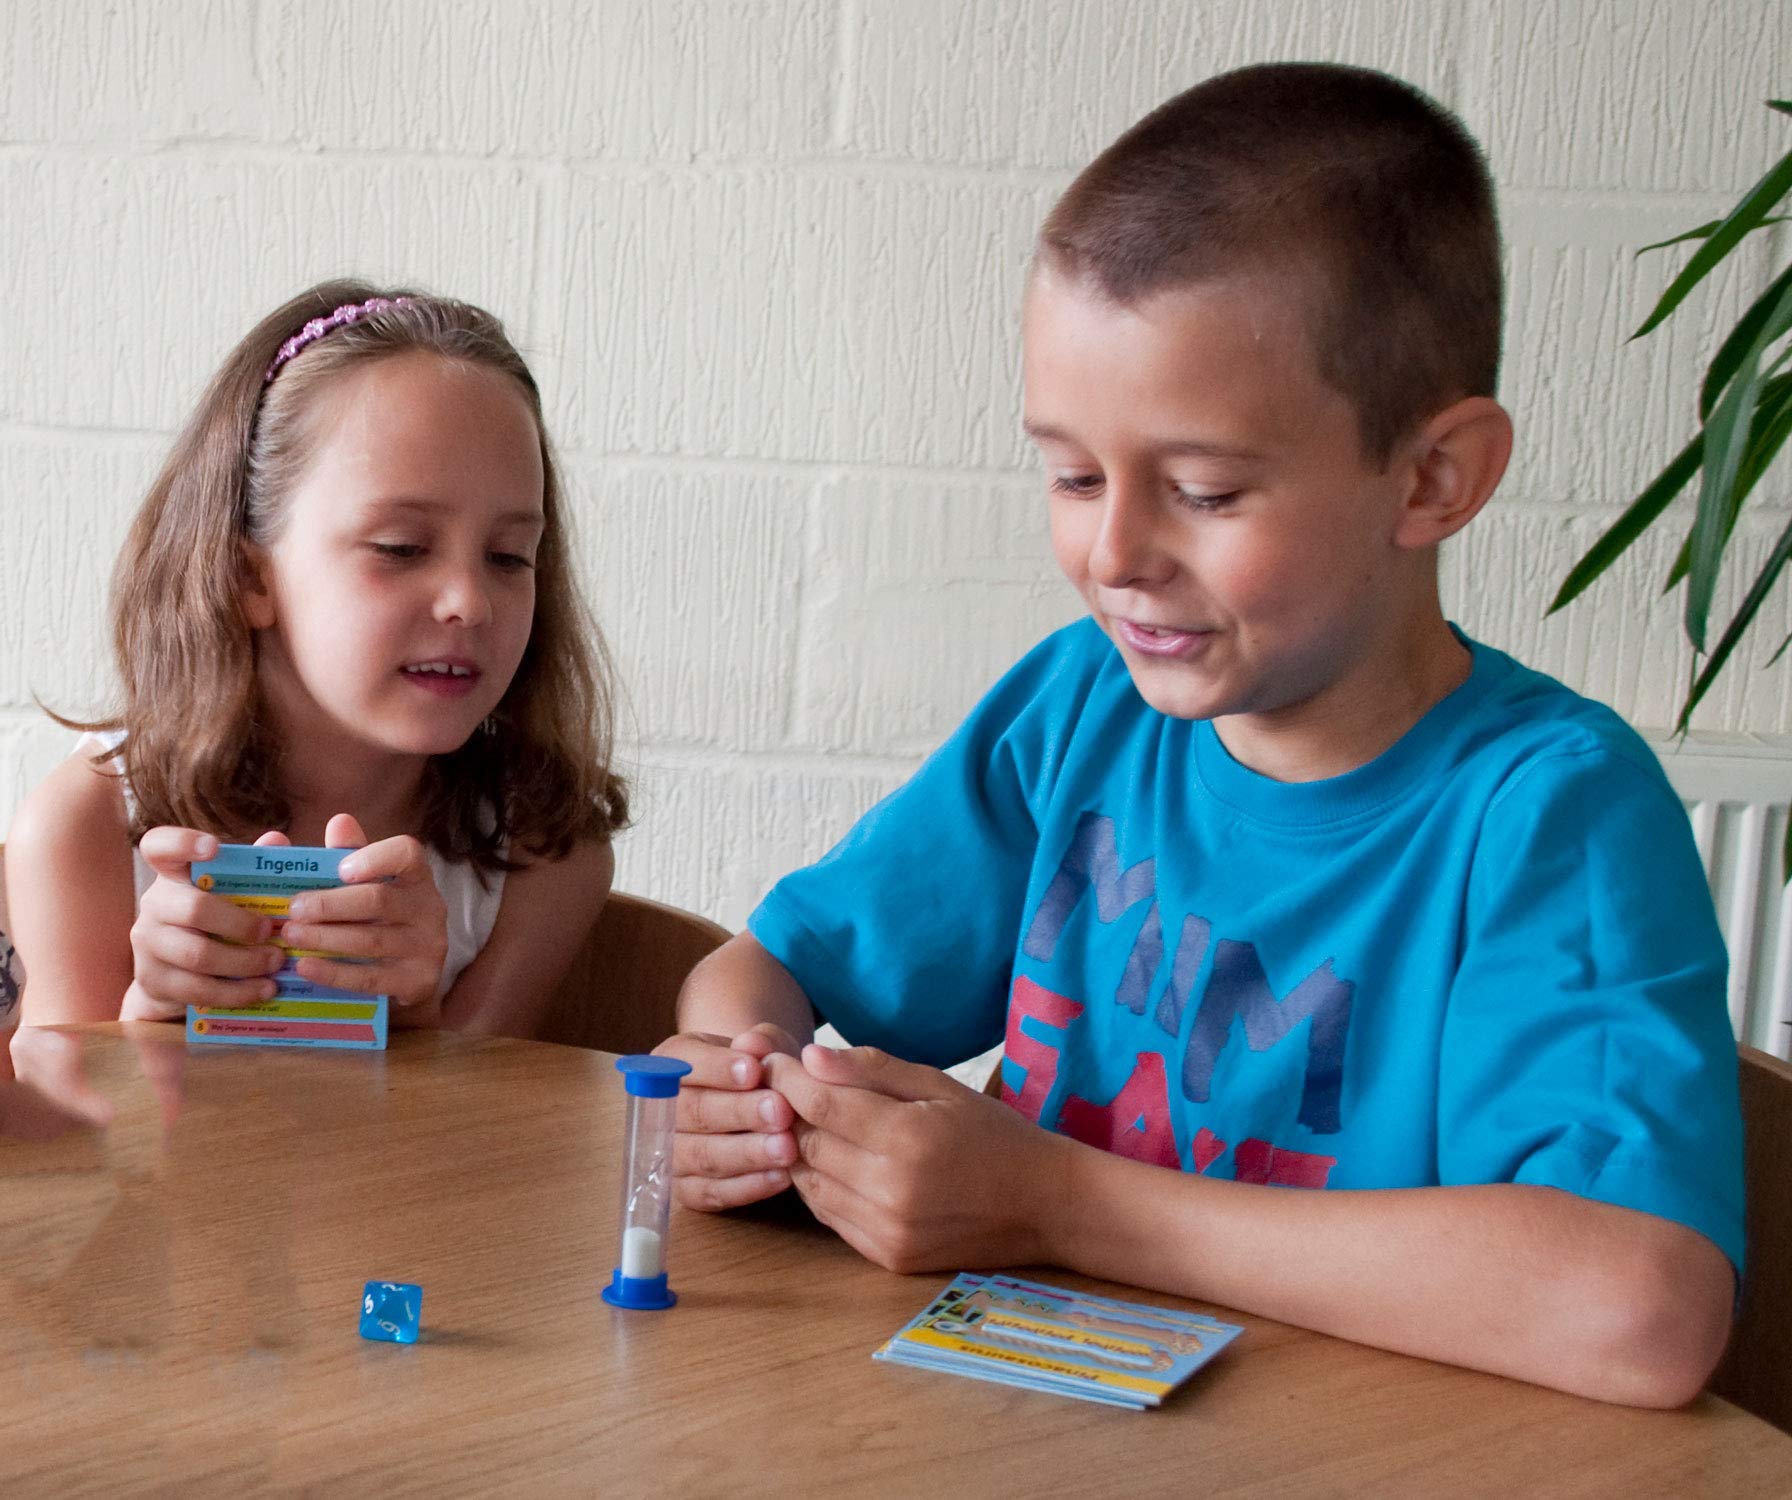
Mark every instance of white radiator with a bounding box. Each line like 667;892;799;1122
1654;735;1792;1061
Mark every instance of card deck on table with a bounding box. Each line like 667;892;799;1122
875;1272;1242;1409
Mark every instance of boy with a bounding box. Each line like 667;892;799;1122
658;63;1742;1407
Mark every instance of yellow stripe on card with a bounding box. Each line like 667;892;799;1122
192;1000;380;1022
900;1327;1170;1395
218;894;293;916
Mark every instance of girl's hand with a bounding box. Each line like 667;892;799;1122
279;814;449;1025
125;826;286;1022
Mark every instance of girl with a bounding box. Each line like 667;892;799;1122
6;280;628;1041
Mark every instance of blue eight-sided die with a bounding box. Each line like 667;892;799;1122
359;1280;422;1344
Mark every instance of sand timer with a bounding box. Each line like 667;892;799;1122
601;1055;692;1310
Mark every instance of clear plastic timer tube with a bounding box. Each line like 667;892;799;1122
603;1055;690;1310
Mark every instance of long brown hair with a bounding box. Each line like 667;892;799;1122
70;279;628;868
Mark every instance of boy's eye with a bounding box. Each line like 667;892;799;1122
1174;487;1239;512
1049;473;1103;497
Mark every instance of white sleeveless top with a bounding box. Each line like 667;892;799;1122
82;732;505;998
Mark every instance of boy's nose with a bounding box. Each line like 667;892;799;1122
1086;483;1174;590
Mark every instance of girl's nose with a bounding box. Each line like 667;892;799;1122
1086;479;1175;590
434;566;494;628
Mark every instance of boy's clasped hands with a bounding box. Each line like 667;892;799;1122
125;813;450;1026
663;1026;1066;1274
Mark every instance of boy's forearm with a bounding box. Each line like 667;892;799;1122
676;933;816;1046
1039;1144;1733;1409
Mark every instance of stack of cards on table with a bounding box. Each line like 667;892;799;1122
186;844;388;1050
875;1272;1242;1409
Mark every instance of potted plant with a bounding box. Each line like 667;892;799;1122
1550;98;1792;865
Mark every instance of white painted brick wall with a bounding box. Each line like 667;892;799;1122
2;1;1788;933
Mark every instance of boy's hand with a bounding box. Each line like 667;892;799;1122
765;1044;1067;1274
654;1023;802;1211
125;826;286;1021
278;814;449;1024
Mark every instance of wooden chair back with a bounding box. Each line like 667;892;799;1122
534;891;730;1056
1710;1045;1792;1433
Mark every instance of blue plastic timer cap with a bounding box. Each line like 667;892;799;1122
614;1054;691;1099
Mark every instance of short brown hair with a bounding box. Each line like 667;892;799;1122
1038;63;1502;464
70;279;628;869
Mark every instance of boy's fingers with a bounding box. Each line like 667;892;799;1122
791;1119;879;1189
653;1033;766;1090
763;1053;887;1144
137;826;220;880
679;1085;793;1135
800;1043;954;1104
675;1167;791;1213
674;1126;797;1179
731;1023;803;1059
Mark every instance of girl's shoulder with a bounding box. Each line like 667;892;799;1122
6;745;132;871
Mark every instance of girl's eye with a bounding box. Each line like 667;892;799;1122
489;552;535;572
370;541;424;560
1049;473;1103;497
1174;488;1239;513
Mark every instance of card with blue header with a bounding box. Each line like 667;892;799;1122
186;844;389;1050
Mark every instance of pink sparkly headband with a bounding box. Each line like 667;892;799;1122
262;296;414;386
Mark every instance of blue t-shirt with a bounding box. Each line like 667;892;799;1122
749;619;1744;1269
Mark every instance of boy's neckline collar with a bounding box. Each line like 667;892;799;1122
1189;625;1506;826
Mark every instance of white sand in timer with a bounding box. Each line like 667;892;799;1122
622;1225;664;1279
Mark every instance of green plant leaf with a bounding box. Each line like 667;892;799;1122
1684;278;1792;648
1547;431;1704;613
1664;372;1792;587
1767;628;1792;667
1640;215;1790;254
1701;261;1792;417
1676;509;1792;732
1771;100;1792;117
1632;146;1792;339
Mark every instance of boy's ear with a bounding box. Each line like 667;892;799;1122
1393;396;1513;550
239;542;276;629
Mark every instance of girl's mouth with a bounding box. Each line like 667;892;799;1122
400;659;482;697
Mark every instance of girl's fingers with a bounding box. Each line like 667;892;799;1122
252;830;292;847
324;812;368;850
142;882;272;946
280;921;409;961
290;955;403;998
138;960;278;1010
337;834;428;884
137;826;220;882
285;884;393;924
143;924;284;979
679;1084;793;1135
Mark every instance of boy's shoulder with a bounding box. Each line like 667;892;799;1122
1454;637;1675;802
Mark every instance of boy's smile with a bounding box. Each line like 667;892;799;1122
1023;266;1479;781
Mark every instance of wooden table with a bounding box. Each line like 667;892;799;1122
1;1027;1788;1497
